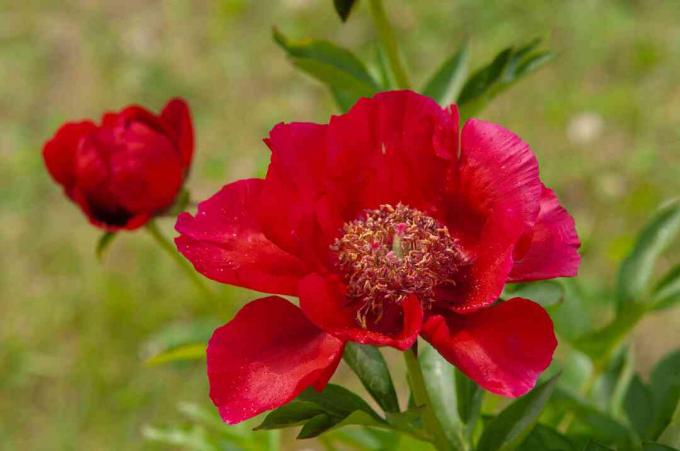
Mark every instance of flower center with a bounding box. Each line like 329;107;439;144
331;203;469;328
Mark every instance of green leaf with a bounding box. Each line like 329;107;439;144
298;384;380;420
455;368;482;426
271;384;387;439
343;343;400;413
572;302;646;364
96;231;117;261
165;187;190;215
582;441;615;451
418;342;466;449
642;443;679;451
649;351;680;439
145;343;205;366
617;199;680;307
333;0;358;22
592;347;635;418
297;414;334;439
273;28;379;111
457;39;552;119
504;280;565;308
549;388;632;446
658;402;680;448
517;424;575;451
652;264;680;311
624;375;655;438
421;42;469;105
476;374;559;451
255;401;325;430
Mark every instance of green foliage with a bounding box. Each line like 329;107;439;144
96;231;117;261
503;280;565;309
344;343;401;413
256;384;385;439
617;199;680;307
457;39;552;120
273;28;379;111
333;0;358;22
422;43;469;106
476;375;559;451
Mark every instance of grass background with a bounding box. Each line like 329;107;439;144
1;0;679;449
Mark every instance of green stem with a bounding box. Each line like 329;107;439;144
368;0;410;89
404;348;453;451
145;220;213;299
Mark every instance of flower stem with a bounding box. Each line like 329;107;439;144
368;0;410;89
404;347;454;451
145;220;213;299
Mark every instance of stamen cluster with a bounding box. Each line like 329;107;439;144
331;203;469;327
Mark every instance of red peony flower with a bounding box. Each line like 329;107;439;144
43;98;194;231
175;90;580;423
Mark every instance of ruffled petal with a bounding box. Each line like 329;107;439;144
298;273;422;351
509;186;581;281
259;122;341;268
175;179;307;295
422;297;556;397
443;119;543;312
208;296;345;424
43;121;97;189
160;97;194;170
325;90;458;216
259;91;460;269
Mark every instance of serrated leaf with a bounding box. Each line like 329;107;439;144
333;0;358;22
504;280;565;308
476;374;559;451
255;401;325;430
96;231;117;261
652;264;680;311
343;343;400;413
617;199;680;307
422;42;469;105
418;342;466;449
273;28;378;111
145;343;205;366
457;39;552;119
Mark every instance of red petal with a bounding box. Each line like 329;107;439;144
259;91;459;268
259;122;341;268
160;98;194;170
103;123;184;214
422;298;556;397
208;296;344;424
43;121;97;189
298;273;422;351
325;90;458;215
509;186;581;281
175;179;307;295
444;119;543;312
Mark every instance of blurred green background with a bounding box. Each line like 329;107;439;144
1;0;679;449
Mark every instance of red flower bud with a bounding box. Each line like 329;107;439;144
43;98;194;231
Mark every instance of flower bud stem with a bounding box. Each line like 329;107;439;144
404;347;456;450
146;220;213;299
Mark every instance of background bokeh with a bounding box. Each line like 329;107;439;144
1;0;679;449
